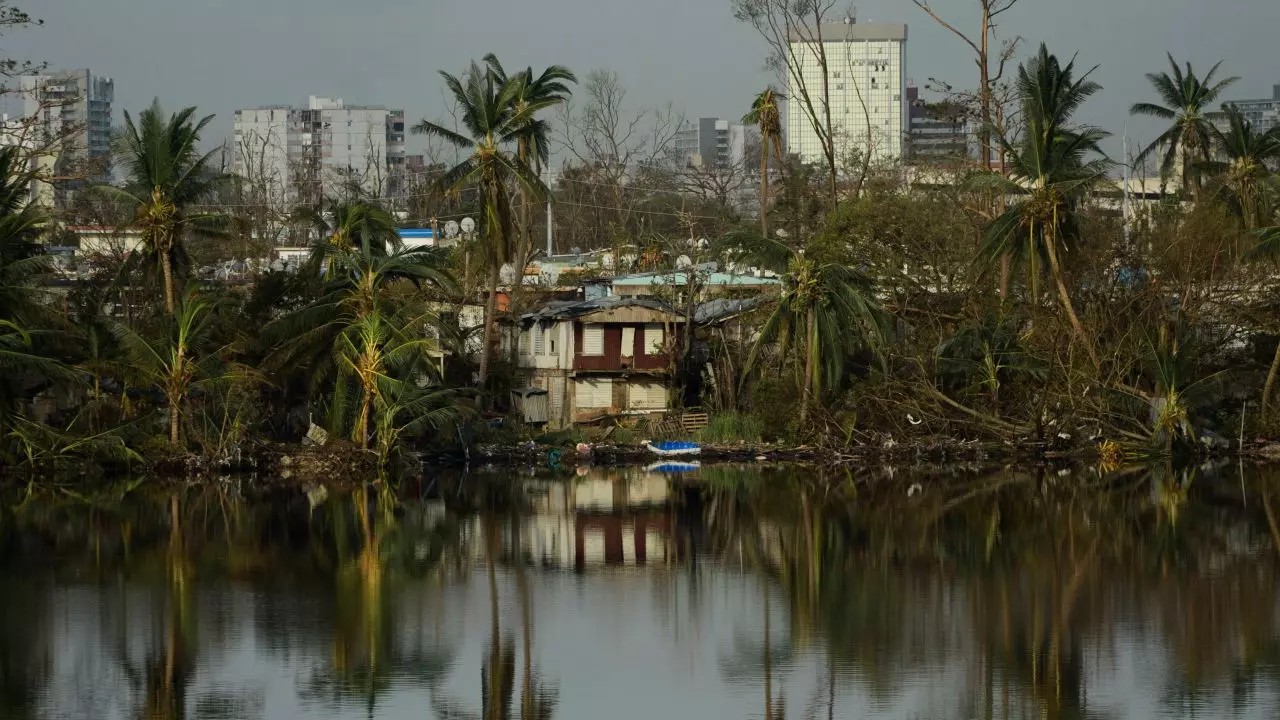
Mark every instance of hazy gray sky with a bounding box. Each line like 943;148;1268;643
9;0;1280;161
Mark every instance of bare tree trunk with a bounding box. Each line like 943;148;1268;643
760;141;770;237
799;308;816;426
1263;338;1280;415
169;396;181;446
161;244;176;316
1044;231;1098;368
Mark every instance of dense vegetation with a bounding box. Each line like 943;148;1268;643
6;24;1280;476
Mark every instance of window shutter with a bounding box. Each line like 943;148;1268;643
533;326;544;355
621;327;636;357
576;378;613;408
644;324;665;355
628;381;668;410
519;328;531;355
583;325;605;356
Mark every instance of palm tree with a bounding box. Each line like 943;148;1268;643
1131;54;1238;197
101;99;227;316
113;289;225;446
292;199;400;275
742;87;785;237
732;232;890;425
264;240;456;443
483;55;576;252
974;44;1111;367
1200;107;1280;229
411;61;550;387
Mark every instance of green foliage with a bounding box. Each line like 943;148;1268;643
699;412;764;444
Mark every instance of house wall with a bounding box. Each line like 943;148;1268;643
572;322;674;371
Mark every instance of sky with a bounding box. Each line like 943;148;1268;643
7;0;1280;163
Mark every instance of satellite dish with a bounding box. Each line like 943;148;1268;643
460;217;476;235
444;220;460;238
676;255;693;269
500;262;518;285
696;237;710;250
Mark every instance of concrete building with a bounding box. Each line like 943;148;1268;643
18;69;115;204
906;84;973;163
231;96;406;210
1210;84;1280;135
786;21;907;165
675;117;747;169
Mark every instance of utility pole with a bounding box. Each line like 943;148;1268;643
545;168;555;256
1122;121;1131;248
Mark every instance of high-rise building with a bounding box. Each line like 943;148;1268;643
786;21;907;165
906;84;972;163
675;118;747;169
1210;84;1280;135
231;96;406;209
18;69;115;204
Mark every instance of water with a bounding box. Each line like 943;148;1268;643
2;463;1279;720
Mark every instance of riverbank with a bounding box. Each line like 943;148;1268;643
13;430;1280;485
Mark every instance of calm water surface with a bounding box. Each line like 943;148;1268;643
2;463;1280;719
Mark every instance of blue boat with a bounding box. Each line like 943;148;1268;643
644;440;702;457
646;461;701;474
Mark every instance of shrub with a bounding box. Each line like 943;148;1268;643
699;412;764;444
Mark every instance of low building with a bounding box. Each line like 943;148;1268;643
603;264;782;299
512;297;685;427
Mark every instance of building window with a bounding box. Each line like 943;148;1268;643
582;325;605;356
621;327;636;357
532;326;543;355
644;324;665;355
576;378;613;408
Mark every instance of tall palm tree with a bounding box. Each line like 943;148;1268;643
974;44;1111;367
483;55;576;251
732;232;890;425
1131;54;1238;197
1200;107;1280;229
101;99;227;316
411;61;549;387
742;87;786;237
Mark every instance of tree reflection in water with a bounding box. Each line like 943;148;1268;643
0;463;1277;719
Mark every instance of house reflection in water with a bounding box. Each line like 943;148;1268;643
520;468;677;571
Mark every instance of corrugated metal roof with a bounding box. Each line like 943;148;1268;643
521;296;678;324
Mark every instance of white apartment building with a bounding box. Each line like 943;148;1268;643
232;96;406;210
786;22;907;166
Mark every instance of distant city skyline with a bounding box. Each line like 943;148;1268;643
8;0;1280;167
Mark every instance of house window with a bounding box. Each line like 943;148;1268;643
576;378;613;408
583;324;605;356
644;324;665;355
628;381;668;411
545;327;556;356
532;326;544;355
621;327;636;357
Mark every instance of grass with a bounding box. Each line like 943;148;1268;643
698;412;764;444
